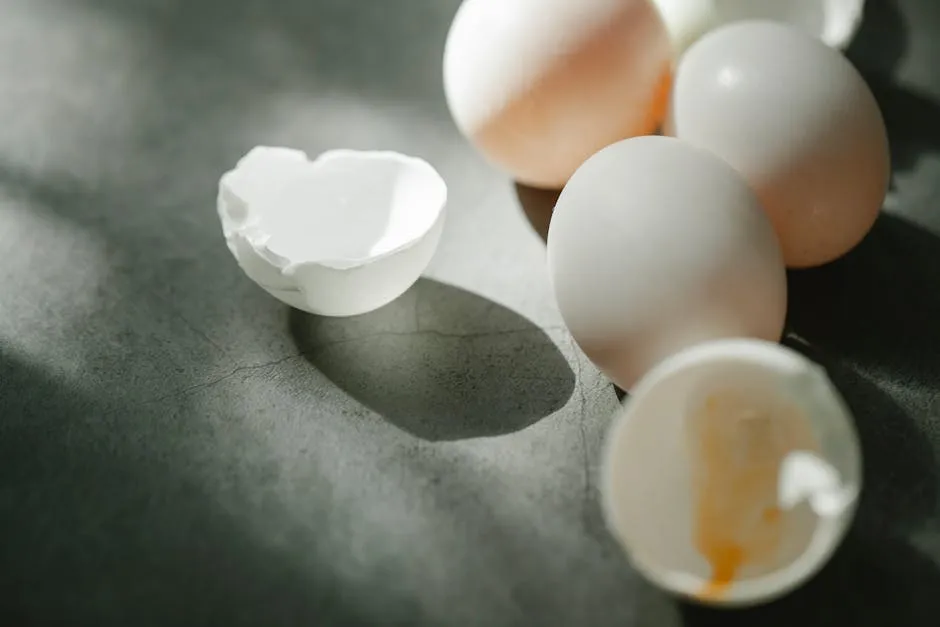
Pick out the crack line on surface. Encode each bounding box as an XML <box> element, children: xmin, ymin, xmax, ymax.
<box><xmin>307</xmin><ymin>325</ymin><xmax>568</xmax><ymax>352</ymax></box>
<box><xmin>105</xmin><ymin>325</ymin><xmax>569</xmax><ymax>414</ymax></box>
<box><xmin>103</xmin><ymin>353</ymin><xmax>303</xmax><ymax>415</ymax></box>
<box><xmin>169</xmin><ymin>308</ymin><xmax>226</xmax><ymax>355</ymax></box>
<box><xmin>569</xmin><ymin>335</ymin><xmax>592</xmax><ymax>522</ymax></box>
<box><xmin>149</xmin><ymin>290</ymin><xmax>227</xmax><ymax>355</ymax></box>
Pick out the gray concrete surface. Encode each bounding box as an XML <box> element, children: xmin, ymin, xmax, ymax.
<box><xmin>1</xmin><ymin>0</ymin><xmax>939</xmax><ymax>625</ymax></box>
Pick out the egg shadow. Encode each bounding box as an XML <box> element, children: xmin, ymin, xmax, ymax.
<box><xmin>786</xmin><ymin>213</ymin><xmax>940</xmax><ymax>390</ymax></box>
<box><xmin>513</xmin><ymin>182</ymin><xmax>562</xmax><ymax>243</ymax></box>
<box><xmin>845</xmin><ymin>0</ymin><xmax>909</xmax><ymax>79</ymax></box>
<box><xmin>848</xmin><ymin>0</ymin><xmax>939</xmax><ymax>186</ymax></box>
<box><xmin>288</xmin><ymin>278</ymin><xmax>575</xmax><ymax>441</ymax></box>
<box><xmin>679</xmin><ymin>342</ymin><xmax>940</xmax><ymax>626</ymax></box>
<box><xmin>864</xmin><ymin>74</ymin><xmax>940</xmax><ymax>187</ymax></box>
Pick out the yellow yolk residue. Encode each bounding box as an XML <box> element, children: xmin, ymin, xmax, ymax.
<box><xmin>686</xmin><ymin>392</ymin><xmax>818</xmax><ymax>601</ymax></box>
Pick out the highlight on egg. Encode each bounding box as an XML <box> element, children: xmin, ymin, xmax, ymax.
<box><xmin>651</xmin><ymin>0</ymin><xmax>865</xmax><ymax>57</ymax></box>
<box><xmin>547</xmin><ymin>135</ymin><xmax>787</xmax><ymax>392</ymax></box>
<box><xmin>217</xmin><ymin>146</ymin><xmax>447</xmax><ymax>317</ymax></box>
<box><xmin>601</xmin><ymin>338</ymin><xmax>862</xmax><ymax>606</ymax></box>
<box><xmin>443</xmin><ymin>0</ymin><xmax>673</xmax><ymax>189</ymax></box>
<box><xmin>665</xmin><ymin>20</ymin><xmax>890</xmax><ymax>268</ymax></box>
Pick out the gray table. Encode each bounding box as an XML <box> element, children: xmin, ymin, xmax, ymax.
<box><xmin>1</xmin><ymin>0</ymin><xmax>938</xmax><ymax>625</ymax></box>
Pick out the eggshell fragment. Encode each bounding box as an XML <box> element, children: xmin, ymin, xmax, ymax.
<box><xmin>601</xmin><ymin>338</ymin><xmax>861</xmax><ymax>607</ymax></box>
<box><xmin>665</xmin><ymin>20</ymin><xmax>889</xmax><ymax>268</ymax></box>
<box><xmin>218</xmin><ymin>147</ymin><xmax>448</xmax><ymax>317</ymax></box>
<box><xmin>651</xmin><ymin>0</ymin><xmax>864</xmax><ymax>57</ymax></box>
<box><xmin>443</xmin><ymin>0</ymin><xmax>673</xmax><ymax>188</ymax></box>
<box><xmin>547</xmin><ymin>135</ymin><xmax>786</xmax><ymax>391</ymax></box>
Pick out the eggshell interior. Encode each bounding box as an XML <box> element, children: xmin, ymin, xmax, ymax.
<box><xmin>221</xmin><ymin>149</ymin><xmax>445</xmax><ymax>269</ymax></box>
<box><xmin>217</xmin><ymin>147</ymin><xmax>447</xmax><ymax>316</ymax></box>
<box><xmin>601</xmin><ymin>339</ymin><xmax>861</xmax><ymax>606</ymax></box>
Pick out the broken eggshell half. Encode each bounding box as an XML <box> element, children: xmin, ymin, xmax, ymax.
<box><xmin>652</xmin><ymin>0</ymin><xmax>865</xmax><ymax>58</ymax></box>
<box><xmin>218</xmin><ymin>147</ymin><xmax>448</xmax><ymax>317</ymax></box>
<box><xmin>601</xmin><ymin>338</ymin><xmax>861</xmax><ymax>607</ymax></box>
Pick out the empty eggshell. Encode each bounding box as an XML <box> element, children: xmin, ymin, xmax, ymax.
<box><xmin>443</xmin><ymin>0</ymin><xmax>673</xmax><ymax>189</ymax></box>
<box><xmin>601</xmin><ymin>338</ymin><xmax>862</xmax><ymax>606</ymax></box>
<box><xmin>651</xmin><ymin>0</ymin><xmax>864</xmax><ymax>57</ymax></box>
<box><xmin>218</xmin><ymin>147</ymin><xmax>448</xmax><ymax>317</ymax></box>
<box><xmin>547</xmin><ymin>135</ymin><xmax>787</xmax><ymax>392</ymax></box>
<box><xmin>665</xmin><ymin>20</ymin><xmax>889</xmax><ymax>268</ymax></box>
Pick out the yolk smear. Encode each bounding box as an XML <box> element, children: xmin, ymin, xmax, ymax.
<box><xmin>687</xmin><ymin>392</ymin><xmax>817</xmax><ymax>601</ymax></box>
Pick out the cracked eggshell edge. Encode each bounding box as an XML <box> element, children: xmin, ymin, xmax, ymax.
<box><xmin>217</xmin><ymin>147</ymin><xmax>449</xmax><ymax>317</ymax></box>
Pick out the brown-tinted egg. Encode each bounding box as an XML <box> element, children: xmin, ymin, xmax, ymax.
<box><xmin>443</xmin><ymin>0</ymin><xmax>673</xmax><ymax>189</ymax></box>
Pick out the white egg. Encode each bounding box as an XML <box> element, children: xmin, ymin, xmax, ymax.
<box><xmin>443</xmin><ymin>0</ymin><xmax>673</xmax><ymax>188</ymax></box>
<box><xmin>218</xmin><ymin>147</ymin><xmax>447</xmax><ymax>317</ymax></box>
<box><xmin>547</xmin><ymin>135</ymin><xmax>786</xmax><ymax>391</ymax></box>
<box><xmin>601</xmin><ymin>338</ymin><xmax>862</xmax><ymax>606</ymax></box>
<box><xmin>665</xmin><ymin>21</ymin><xmax>889</xmax><ymax>268</ymax></box>
<box><xmin>651</xmin><ymin>0</ymin><xmax>865</xmax><ymax>57</ymax></box>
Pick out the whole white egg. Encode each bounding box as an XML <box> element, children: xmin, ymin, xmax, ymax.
<box><xmin>547</xmin><ymin>135</ymin><xmax>786</xmax><ymax>391</ymax></box>
<box><xmin>443</xmin><ymin>0</ymin><xmax>673</xmax><ymax>189</ymax></box>
<box><xmin>665</xmin><ymin>20</ymin><xmax>889</xmax><ymax>268</ymax></box>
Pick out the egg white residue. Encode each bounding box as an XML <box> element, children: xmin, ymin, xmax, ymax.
<box><xmin>218</xmin><ymin>146</ymin><xmax>448</xmax><ymax>317</ymax></box>
<box><xmin>443</xmin><ymin>0</ymin><xmax>630</xmax><ymax>134</ymax></box>
<box><xmin>601</xmin><ymin>338</ymin><xmax>861</xmax><ymax>607</ymax></box>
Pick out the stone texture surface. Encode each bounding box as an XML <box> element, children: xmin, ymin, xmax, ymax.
<box><xmin>0</xmin><ymin>0</ymin><xmax>939</xmax><ymax>625</ymax></box>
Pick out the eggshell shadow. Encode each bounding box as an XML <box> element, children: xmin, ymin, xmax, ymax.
<box><xmin>289</xmin><ymin>278</ymin><xmax>576</xmax><ymax>441</ymax></box>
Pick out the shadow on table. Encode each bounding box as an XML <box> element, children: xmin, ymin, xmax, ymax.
<box><xmin>289</xmin><ymin>278</ymin><xmax>575</xmax><ymax>441</ymax></box>
<box><xmin>787</xmin><ymin>213</ymin><xmax>940</xmax><ymax>390</ymax></box>
<box><xmin>846</xmin><ymin>0</ymin><xmax>909</xmax><ymax>79</ymax></box>
<box><xmin>866</xmin><ymin>75</ymin><xmax>940</xmax><ymax>187</ymax></box>
<box><xmin>0</xmin><ymin>350</ymin><xmax>371</xmax><ymax>627</ymax></box>
<box><xmin>514</xmin><ymin>182</ymin><xmax>561</xmax><ymax>244</ymax></box>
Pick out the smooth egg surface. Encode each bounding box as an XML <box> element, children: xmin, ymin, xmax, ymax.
<box><xmin>443</xmin><ymin>0</ymin><xmax>673</xmax><ymax>189</ymax></box>
<box><xmin>547</xmin><ymin>136</ymin><xmax>787</xmax><ymax>391</ymax></box>
<box><xmin>666</xmin><ymin>20</ymin><xmax>889</xmax><ymax>268</ymax></box>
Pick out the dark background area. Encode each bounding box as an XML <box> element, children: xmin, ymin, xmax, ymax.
<box><xmin>1</xmin><ymin>0</ymin><xmax>939</xmax><ymax>625</ymax></box>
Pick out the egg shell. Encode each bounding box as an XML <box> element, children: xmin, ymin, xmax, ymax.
<box><xmin>601</xmin><ymin>338</ymin><xmax>862</xmax><ymax>607</ymax></box>
<box><xmin>443</xmin><ymin>0</ymin><xmax>673</xmax><ymax>188</ymax></box>
<box><xmin>547</xmin><ymin>135</ymin><xmax>787</xmax><ymax>391</ymax></box>
<box><xmin>665</xmin><ymin>20</ymin><xmax>889</xmax><ymax>268</ymax></box>
<box><xmin>218</xmin><ymin>147</ymin><xmax>448</xmax><ymax>317</ymax></box>
<box><xmin>651</xmin><ymin>0</ymin><xmax>865</xmax><ymax>57</ymax></box>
